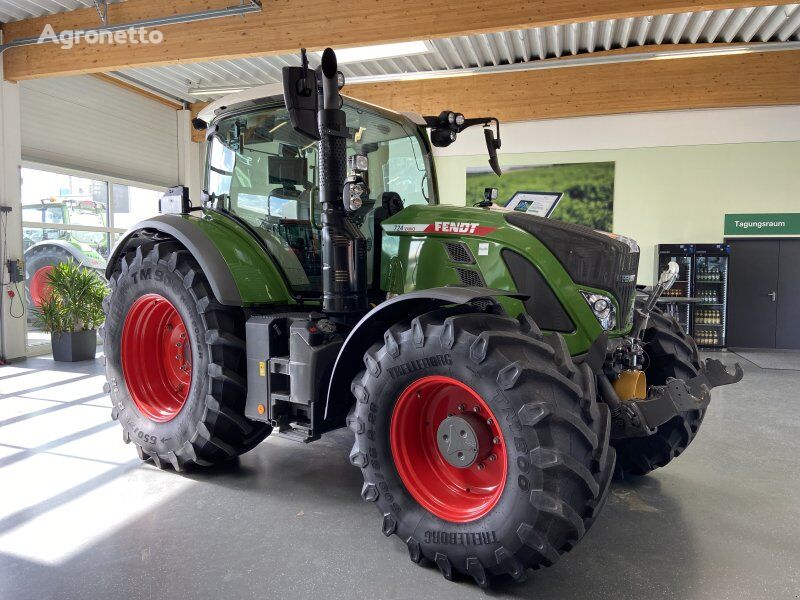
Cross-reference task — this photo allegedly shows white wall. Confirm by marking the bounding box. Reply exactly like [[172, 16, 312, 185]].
[[433, 106, 800, 284], [20, 75, 181, 188], [0, 70, 25, 361]]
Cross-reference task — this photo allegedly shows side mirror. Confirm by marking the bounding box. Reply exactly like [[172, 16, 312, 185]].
[[282, 48, 320, 140], [484, 127, 502, 176], [659, 261, 680, 290]]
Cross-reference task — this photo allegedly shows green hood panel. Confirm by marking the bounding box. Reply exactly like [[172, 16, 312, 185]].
[[381, 205, 632, 354]]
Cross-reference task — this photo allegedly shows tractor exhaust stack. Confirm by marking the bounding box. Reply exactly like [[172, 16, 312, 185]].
[[316, 48, 368, 316], [282, 48, 367, 316]]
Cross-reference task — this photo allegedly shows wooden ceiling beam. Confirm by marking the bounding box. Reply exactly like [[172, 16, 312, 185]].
[[2, 0, 787, 81], [344, 50, 800, 123]]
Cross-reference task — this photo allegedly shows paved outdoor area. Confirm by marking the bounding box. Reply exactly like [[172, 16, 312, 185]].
[[0, 351, 798, 600]]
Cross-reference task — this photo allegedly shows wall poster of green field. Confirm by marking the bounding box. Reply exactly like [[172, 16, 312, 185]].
[[466, 162, 615, 231]]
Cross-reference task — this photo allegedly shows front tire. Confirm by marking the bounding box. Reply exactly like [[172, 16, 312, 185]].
[[612, 303, 704, 479], [103, 238, 270, 470], [348, 308, 614, 586]]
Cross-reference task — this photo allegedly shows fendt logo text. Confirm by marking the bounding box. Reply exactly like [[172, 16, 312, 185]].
[[435, 222, 480, 234]]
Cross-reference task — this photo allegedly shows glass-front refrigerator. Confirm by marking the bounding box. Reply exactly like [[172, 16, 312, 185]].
[[655, 244, 695, 334], [692, 243, 730, 349]]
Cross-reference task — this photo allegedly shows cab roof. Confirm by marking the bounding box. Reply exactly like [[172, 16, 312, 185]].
[[197, 83, 426, 128]]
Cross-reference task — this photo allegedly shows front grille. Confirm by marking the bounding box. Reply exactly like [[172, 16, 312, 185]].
[[505, 212, 640, 329], [456, 268, 485, 287], [443, 242, 475, 264], [616, 251, 639, 327]]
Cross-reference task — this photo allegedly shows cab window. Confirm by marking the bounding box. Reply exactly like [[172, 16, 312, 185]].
[[206, 101, 433, 292]]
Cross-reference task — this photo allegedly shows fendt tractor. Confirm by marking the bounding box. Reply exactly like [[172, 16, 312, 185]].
[[101, 49, 742, 587]]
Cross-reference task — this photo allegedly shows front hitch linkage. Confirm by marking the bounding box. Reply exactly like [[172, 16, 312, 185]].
[[611, 358, 744, 439]]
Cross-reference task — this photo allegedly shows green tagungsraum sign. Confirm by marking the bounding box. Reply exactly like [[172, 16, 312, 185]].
[[724, 213, 800, 236]]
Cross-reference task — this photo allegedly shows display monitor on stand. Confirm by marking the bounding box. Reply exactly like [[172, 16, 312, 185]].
[[504, 191, 563, 218]]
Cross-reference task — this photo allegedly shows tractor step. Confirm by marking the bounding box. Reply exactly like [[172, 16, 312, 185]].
[[244, 314, 343, 440], [277, 422, 319, 443]]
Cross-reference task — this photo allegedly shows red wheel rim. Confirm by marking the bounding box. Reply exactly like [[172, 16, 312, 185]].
[[390, 376, 508, 523], [30, 265, 54, 306], [121, 294, 192, 423]]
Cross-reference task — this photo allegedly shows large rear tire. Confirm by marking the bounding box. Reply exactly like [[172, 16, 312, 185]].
[[348, 307, 614, 586], [102, 238, 270, 470], [612, 303, 704, 479]]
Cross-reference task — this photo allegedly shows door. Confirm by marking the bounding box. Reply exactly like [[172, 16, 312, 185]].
[[776, 240, 800, 350], [728, 240, 779, 348]]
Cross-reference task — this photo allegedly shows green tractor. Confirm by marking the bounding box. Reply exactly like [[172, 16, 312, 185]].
[[102, 49, 742, 586], [22, 197, 107, 308]]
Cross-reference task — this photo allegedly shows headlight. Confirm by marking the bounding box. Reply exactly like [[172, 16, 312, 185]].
[[581, 291, 616, 330], [349, 153, 369, 173], [455, 113, 465, 126]]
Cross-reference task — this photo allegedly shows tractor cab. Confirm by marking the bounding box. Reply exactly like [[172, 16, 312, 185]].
[[200, 94, 434, 295]]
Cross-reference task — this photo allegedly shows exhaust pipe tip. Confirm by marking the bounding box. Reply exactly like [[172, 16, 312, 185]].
[[321, 48, 338, 79]]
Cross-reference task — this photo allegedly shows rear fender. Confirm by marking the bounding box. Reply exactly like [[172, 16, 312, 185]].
[[106, 213, 293, 307], [323, 287, 525, 429], [25, 239, 106, 270]]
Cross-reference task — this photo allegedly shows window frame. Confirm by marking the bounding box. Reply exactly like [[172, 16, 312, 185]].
[[21, 161, 164, 246]]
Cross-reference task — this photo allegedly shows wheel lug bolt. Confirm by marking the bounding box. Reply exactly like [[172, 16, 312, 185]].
[[175, 355, 180, 360], [489, 454, 497, 462], [493, 436, 500, 445], [486, 418, 493, 426], [477, 463, 485, 470], [176, 342, 182, 348], [473, 406, 481, 413], [457, 404, 465, 411], [180, 333, 185, 339]]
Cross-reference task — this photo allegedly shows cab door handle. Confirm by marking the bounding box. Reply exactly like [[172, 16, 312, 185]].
[[767, 291, 777, 302]]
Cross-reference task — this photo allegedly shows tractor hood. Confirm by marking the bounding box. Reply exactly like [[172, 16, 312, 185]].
[[382, 204, 640, 350]]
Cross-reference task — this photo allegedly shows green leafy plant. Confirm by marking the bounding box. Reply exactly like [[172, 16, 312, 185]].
[[32, 261, 108, 334]]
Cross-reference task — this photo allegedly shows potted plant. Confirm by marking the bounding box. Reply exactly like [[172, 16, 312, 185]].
[[33, 260, 107, 362]]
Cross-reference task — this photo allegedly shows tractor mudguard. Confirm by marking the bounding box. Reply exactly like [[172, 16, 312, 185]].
[[26, 239, 106, 270], [106, 213, 293, 307], [323, 286, 526, 426]]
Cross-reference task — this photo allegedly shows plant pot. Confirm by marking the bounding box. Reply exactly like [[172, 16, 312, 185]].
[[51, 329, 97, 362]]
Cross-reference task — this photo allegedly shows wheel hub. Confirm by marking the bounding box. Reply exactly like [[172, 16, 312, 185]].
[[121, 294, 192, 423], [436, 413, 492, 468], [390, 375, 508, 523], [30, 265, 54, 307]]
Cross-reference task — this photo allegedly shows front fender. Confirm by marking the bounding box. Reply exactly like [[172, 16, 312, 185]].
[[323, 287, 525, 428]]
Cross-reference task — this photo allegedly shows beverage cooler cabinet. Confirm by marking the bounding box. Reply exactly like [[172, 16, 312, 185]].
[[655, 244, 695, 334], [692, 244, 730, 349]]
